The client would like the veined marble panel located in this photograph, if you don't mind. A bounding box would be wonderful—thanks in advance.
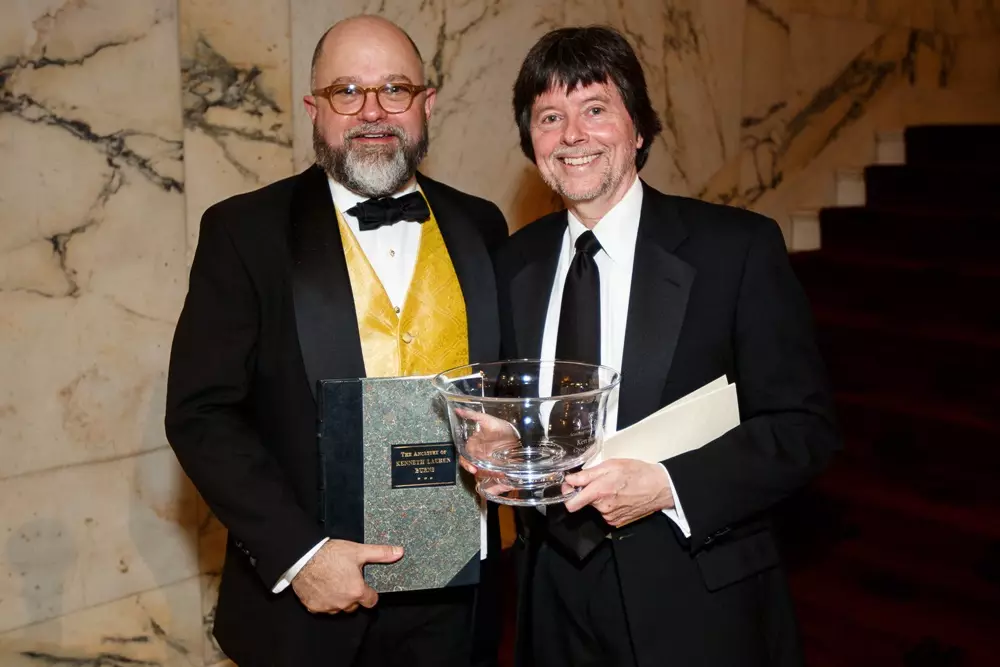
[791,0,1000,35]
[0,576,202,667]
[200,572,225,666]
[915,0,1000,35]
[752,73,906,229]
[899,87,1000,125]
[0,448,200,633]
[701,25,965,216]
[763,84,1000,227]
[197,501,227,665]
[736,0,791,208]
[290,0,746,228]
[742,0,791,121]
[179,0,294,261]
[920,33,1000,91]
[737,5,885,212]
[0,0,186,478]
[0,292,175,481]
[731,13,1000,238]
[788,13,884,103]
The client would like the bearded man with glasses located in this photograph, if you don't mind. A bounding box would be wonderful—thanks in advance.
[165,14,507,667]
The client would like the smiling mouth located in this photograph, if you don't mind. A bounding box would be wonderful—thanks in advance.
[558,154,600,166]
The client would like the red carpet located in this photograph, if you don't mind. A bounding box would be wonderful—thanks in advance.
[783,124,1000,667]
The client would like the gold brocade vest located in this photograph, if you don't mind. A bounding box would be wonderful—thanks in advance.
[336,202,469,378]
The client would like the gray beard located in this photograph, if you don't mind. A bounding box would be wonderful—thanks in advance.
[314,122,429,198]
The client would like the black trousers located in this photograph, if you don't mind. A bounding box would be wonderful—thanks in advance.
[530,539,637,667]
[352,586,476,667]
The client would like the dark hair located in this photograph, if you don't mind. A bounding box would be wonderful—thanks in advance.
[512,26,662,170]
[310,19,424,88]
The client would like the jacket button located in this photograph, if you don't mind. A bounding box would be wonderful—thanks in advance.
[401,332,415,344]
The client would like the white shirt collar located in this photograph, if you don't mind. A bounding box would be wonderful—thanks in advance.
[566,176,643,265]
[326,176,420,217]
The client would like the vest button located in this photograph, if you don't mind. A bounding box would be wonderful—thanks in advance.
[401,332,415,344]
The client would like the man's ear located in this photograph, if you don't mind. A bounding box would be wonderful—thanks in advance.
[423,87,437,120]
[304,94,319,123]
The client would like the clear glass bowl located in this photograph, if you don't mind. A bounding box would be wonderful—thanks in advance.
[432,360,620,506]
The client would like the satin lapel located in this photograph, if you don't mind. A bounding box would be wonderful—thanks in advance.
[509,216,565,358]
[417,173,498,364]
[289,165,365,401]
[618,183,695,429]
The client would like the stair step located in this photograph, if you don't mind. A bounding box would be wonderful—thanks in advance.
[793,560,999,664]
[780,509,1000,603]
[874,130,906,166]
[778,462,1000,580]
[787,123,1000,667]
[836,390,999,435]
[819,534,1000,610]
[832,397,1000,507]
[905,124,1000,167]
[814,464,1000,542]
[791,571,1000,666]
[789,211,821,251]
[791,252,1000,335]
[794,606,941,667]
[835,168,866,207]
[864,164,1000,211]
[813,305,1000,348]
[783,484,1000,607]
[815,319,1000,410]
[818,207,1000,267]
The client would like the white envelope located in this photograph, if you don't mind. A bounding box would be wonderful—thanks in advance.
[586,376,740,467]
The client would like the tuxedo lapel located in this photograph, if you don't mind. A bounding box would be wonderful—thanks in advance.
[289,165,365,401]
[508,215,565,358]
[417,173,499,364]
[618,183,695,429]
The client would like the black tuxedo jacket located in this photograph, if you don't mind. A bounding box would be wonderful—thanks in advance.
[497,181,840,667]
[165,165,507,666]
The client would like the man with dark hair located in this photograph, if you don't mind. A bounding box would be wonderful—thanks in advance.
[498,26,839,666]
[165,15,506,667]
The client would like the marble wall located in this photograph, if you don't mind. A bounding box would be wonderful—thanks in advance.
[290,0,1000,235]
[1,0,998,663]
[0,0,210,662]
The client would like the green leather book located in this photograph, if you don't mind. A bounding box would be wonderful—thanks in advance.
[317,376,481,592]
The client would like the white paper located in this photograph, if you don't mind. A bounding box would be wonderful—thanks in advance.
[586,376,740,467]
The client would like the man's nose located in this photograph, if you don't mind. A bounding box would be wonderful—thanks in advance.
[561,114,587,145]
[358,90,388,123]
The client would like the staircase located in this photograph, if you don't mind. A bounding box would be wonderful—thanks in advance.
[784,125,1000,667]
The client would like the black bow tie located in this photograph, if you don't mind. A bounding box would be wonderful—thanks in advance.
[345,191,431,231]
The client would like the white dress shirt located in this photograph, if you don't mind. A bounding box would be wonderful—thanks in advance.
[328,179,424,312]
[538,176,691,535]
[272,176,487,594]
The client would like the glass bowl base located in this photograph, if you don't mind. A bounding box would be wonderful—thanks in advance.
[476,473,577,506]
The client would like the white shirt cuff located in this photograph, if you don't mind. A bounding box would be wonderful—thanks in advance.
[658,463,691,538]
[272,537,329,593]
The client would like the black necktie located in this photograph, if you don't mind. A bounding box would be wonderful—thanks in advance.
[554,230,602,369]
[345,191,431,231]
[546,229,610,561]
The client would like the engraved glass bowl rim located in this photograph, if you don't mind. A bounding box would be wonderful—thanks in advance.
[431,359,622,402]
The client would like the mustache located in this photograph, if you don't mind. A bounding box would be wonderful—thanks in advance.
[344,123,405,141]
